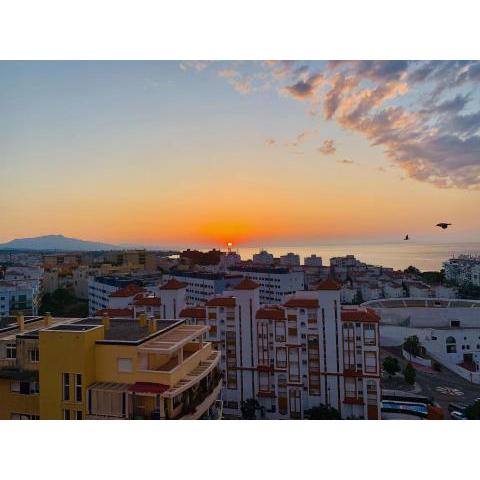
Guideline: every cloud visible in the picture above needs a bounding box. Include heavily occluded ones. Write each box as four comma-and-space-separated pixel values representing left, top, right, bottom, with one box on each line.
232, 78, 252, 94
197, 61, 480, 189
179, 61, 209, 72
265, 138, 276, 146
219, 69, 240, 78
318, 139, 336, 155
337, 159, 354, 165
281, 72, 324, 100
285, 130, 314, 148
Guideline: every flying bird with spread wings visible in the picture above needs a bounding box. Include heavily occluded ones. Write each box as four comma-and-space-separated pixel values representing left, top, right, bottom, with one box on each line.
436, 223, 452, 230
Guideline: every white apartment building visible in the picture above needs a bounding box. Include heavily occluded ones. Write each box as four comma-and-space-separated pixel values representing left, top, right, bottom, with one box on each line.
279, 252, 301, 267
162, 271, 243, 305
252, 250, 275, 265
383, 282, 405, 299
0, 281, 40, 318
304, 254, 323, 267
340, 285, 357, 304
444, 255, 480, 285
229, 266, 305, 304
180, 278, 381, 419
88, 276, 145, 315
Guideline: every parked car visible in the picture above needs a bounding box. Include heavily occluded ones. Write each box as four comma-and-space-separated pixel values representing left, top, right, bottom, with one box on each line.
450, 410, 467, 420
448, 402, 467, 414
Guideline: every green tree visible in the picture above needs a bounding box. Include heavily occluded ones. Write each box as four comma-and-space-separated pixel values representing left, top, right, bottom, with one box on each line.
403, 335, 421, 357
353, 289, 364, 305
383, 356, 401, 376
404, 266, 421, 276
241, 398, 260, 419
304, 404, 341, 420
465, 401, 480, 420
403, 362, 416, 385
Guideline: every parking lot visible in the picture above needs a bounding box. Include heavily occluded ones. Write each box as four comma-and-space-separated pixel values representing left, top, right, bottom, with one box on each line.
381, 347, 480, 417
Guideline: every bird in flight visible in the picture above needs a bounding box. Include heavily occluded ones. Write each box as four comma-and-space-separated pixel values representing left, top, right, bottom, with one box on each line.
404, 234, 409, 240
436, 223, 452, 230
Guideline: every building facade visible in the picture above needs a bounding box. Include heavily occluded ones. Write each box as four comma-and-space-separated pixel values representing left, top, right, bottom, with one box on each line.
229, 266, 305, 304
180, 278, 381, 419
0, 313, 222, 420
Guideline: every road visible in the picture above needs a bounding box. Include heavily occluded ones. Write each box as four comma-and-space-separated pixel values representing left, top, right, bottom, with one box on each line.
380, 347, 480, 417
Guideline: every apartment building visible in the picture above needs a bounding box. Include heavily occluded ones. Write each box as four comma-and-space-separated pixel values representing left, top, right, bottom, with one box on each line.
162, 271, 243, 305
252, 250, 275, 265
279, 252, 301, 267
103, 250, 158, 272
0, 281, 40, 318
43, 253, 83, 268
0, 313, 222, 420
304, 254, 323, 267
88, 276, 145, 315
444, 255, 480, 286
180, 278, 381, 419
229, 266, 305, 304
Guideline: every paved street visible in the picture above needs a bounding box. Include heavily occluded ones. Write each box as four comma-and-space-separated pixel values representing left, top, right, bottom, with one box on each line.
380, 347, 480, 417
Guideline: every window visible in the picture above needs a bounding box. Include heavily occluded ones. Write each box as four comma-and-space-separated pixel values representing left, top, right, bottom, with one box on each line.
364, 352, 377, 373
75, 374, 82, 402
64, 409, 71, 420
6, 343, 16, 360
446, 336, 457, 353
11, 381, 20, 393
276, 347, 287, 368
275, 321, 286, 342
76, 410, 83, 420
29, 349, 40, 363
363, 324, 376, 346
117, 358, 133, 373
30, 381, 40, 394
63, 373, 70, 401
277, 375, 288, 415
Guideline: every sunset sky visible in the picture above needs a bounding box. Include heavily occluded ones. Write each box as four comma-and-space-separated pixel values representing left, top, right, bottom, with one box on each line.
1, 60, 479, 248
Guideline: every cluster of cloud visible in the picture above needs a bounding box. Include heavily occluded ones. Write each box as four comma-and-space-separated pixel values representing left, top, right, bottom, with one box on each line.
318, 139, 336, 155
199, 60, 480, 189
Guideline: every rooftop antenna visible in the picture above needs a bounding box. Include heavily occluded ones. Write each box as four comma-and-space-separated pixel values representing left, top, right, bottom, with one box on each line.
227, 241, 233, 253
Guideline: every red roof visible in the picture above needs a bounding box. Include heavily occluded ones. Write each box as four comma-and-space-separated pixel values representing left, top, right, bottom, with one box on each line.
233, 278, 260, 290
256, 307, 285, 321
110, 284, 145, 298
159, 278, 188, 290
95, 308, 133, 318
128, 382, 169, 394
315, 278, 341, 290
179, 307, 207, 319
341, 308, 380, 323
206, 297, 236, 307
284, 298, 319, 308
133, 295, 161, 306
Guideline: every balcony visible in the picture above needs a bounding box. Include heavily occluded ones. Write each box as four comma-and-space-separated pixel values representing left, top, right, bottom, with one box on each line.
179, 379, 223, 420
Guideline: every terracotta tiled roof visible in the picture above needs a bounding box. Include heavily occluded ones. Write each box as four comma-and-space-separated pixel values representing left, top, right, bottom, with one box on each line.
206, 297, 236, 307
133, 296, 161, 306
95, 308, 133, 318
158, 278, 188, 290
109, 284, 145, 298
314, 278, 341, 290
179, 307, 207, 319
284, 298, 319, 308
341, 308, 380, 323
233, 278, 260, 290
256, 307, 285, 321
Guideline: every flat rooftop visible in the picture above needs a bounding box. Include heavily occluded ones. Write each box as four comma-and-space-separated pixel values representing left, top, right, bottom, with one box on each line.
71, 317, 182, 343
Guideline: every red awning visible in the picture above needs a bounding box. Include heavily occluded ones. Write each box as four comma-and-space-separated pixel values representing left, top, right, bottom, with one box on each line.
128, 382, 169, 394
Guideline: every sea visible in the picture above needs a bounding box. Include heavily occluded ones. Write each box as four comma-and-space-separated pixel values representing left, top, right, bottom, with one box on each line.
233, 242, 480, 272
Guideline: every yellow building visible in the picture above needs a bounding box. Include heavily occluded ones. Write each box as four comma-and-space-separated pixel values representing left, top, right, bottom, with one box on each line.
0, 313, 222, 420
